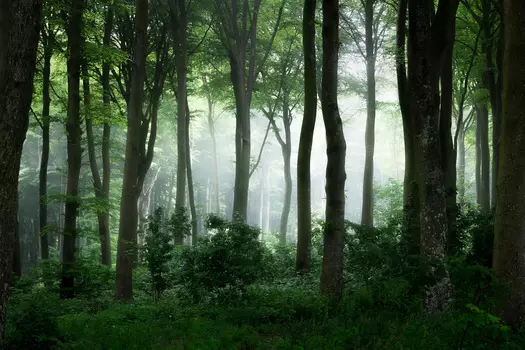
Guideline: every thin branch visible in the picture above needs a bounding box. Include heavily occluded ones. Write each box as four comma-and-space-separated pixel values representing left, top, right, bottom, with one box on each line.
248, 120, 271, 178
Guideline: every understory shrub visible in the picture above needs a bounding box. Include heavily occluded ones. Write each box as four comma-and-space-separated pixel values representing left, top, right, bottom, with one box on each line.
177, 214, 266, 302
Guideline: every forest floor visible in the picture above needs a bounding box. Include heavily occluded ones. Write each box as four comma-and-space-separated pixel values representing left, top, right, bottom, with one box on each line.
5, 280, 520, 349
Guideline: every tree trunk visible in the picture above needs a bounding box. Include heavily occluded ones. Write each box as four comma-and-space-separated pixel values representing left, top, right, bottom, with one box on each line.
493, 0, 525, 329
407, 0, 457, 312
99, 4, 113, 266
231, 60, 251, 221
476, 103, 491, 214
296, 0, 317, 272
396, 0, 420, 255
60, 0, 84, 299
476, 116, 482, 205
457, 123, 466, 203
361, 0, 376, 228
439, 30, 457, 255
170, 0, 188, 244
275, 94, 292, 244
185, 99, 198, 245
319, 0, 346, 302
204, 77, 220, 214
39, 33, 51, 260
492, 3, 503, 209
116, 0, 148, 301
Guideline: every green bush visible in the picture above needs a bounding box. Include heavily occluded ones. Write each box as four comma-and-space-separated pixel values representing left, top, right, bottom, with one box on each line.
141, 207, 174, 300
4, 290, 61, 349
177, 215, 266, 302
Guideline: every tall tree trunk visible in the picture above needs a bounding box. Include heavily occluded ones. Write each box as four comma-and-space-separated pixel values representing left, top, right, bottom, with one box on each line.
492, 0, 525, 329
407, 0, 457, 312
60, 0, 84, 299
440, 31, 457, 255
116, 0, 148, 301
274, 93, 292, 244
476, 117, 482, 205
476, 103, 491, 214
319, 0, 346, 302
492, 3, 503, 209
296, 0, 317, 272
361, 0, 376, 228
39, 33, 51, 260
204, 77, 220, 214
170, 0, 188, 244
99, 4, 113, 266
457, 123, 466, 203
231, 61, 251, 221
396, 0, 420, 255
185, 99, 198, 245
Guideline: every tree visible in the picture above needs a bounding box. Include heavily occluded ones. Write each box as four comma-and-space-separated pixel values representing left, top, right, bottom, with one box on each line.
60, 0, 85, 299
212, 0, 284, 221
296, 0, 317, 273
405, 0, 458, 311
341, 0, 390, 227
257, 17, 303, 244
169, 0, 189, 245
83, 4, 114, 266
0, 0, 43, 341
38, 10, 58, 260
116, 0, 150, 300
319, 0, 347, 302
492, 0, 525, 330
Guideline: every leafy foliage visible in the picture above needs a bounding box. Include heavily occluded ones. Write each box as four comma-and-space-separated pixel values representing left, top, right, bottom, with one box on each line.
141, 207, 174, 300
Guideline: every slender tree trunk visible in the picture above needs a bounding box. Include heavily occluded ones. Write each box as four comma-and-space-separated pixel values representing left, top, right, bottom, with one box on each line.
170, 0, 188, 243
493, 0, 525, 329
185, 99, 198, 245
204, 77, 220, 214
100, 5, 113, 266
39, 35, 51, 260
264, 166, 270, 233
320, 0, 346, 302
116, 0, 148, 301
476, 103, 491, 214
60, 0, 84, 299
276, 95, 292, 244
231, 61, 251, 221
396, 0, 420, 255
440, 31, 457, 255
296, 0, 317, 272
476, 117, 482, 205
458, 123, 466, 203
492, 4, 503, 209
361, 0, 376, 228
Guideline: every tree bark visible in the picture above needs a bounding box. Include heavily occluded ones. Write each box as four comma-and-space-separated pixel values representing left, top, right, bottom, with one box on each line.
296, 0, 317, 272
476, 116, 482, 205
457, 122, 466, 203
185, 99, 198, 245
492, 2, 503, 209
60, 0, 84, 299
361, 0, 376, 228
116, 0, 148, 301
170, 0, 188, 244
319, 0, 346, 302
204, 77, 220, 214
39, 29, 52, 260
396, 0, 420, 255
439, 29, 457, 255
100, 4, 113, 266
407, 0, 458, 312
476, 103, 491, 214
492, 0, 525, 329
